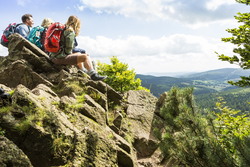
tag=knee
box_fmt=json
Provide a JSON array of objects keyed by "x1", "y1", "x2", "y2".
[{"x1": 78, "y1": 54, "x2": 89, "y2": 62}]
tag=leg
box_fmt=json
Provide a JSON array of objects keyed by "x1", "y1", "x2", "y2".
[
  {"x1": 77, "y1": 53, "x2": 107, "y2": 81},
  {"x1": 77, "y1": 53, "x2": 92, "y2": 70}
]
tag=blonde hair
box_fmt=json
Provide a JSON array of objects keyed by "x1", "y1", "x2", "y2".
[
  {"x1": 65, "y1": 15, "x2": 81, "y2": 36},
  {"x1": 41, "y1": 18, "x2": 54, "y2": 28}
]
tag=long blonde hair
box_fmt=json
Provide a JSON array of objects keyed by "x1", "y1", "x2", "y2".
[
  {"x1": 41, "y1": 18, "x2": 54, "y2": 28},
  {"x1": 65, "y1": 15, "x2": 81, "y2": 36}
]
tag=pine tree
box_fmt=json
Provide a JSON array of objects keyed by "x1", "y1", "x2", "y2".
[
  {"x1": 216, "y1": 0, "x2": 250, "y2": 87},
  {"x1": 154, "y1": 87, "x2": 250, "y2": 167}
]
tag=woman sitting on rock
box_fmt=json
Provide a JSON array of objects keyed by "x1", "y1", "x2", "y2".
[
  {"x1": 40, "y1": 18, "x2": 54, "y2": 54},
  {"x1": 50, "y1": 15, "x2": 107, "y2": 81}
]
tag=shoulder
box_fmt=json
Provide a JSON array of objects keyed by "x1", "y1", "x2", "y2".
[
  {"x1": 64, "y1": 29, "x2": 75, "y2": 36},
  {"x1": 17, "y1": 24, "x2": 28, "y2": 30},
  {"x1": 64, "y1": 30, "x2": 75, "y2": 39}
]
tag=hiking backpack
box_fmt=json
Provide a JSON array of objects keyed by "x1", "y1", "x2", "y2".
[
  {"x1": 44, "y1": 22, "x2": 65, "y2": 53},
  {"x1": 28, "y1": 26, "x2": 44, "y2": 48},
  {"x1": 1, "y1": 23, "x2": 23, "y2": 47},
  {"x1": 40, "y1": 28, "x2": 49, "y2": 53}
]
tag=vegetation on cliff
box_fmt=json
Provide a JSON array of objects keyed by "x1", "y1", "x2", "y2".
[
  {"x1": 97, "y1": 56, "x2": 149, "y2": 93},
  {"x1": 154, "y1": 87, "x2": 250, "y2": 166}
]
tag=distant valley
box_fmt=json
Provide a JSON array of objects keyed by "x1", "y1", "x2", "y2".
[{"x1": 136, "y1": 68, "x2": 250, "y2": 113}]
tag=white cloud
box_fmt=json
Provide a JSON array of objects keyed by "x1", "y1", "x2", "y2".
[
  {"x1": 0, "y1": 45, "x2": 8, "y2": 56},
  {"x1": 17, "y1": 0, "x2": 30, "y2": 6},
  {"x1": 206, "y1": 0, "x2": 236, "y2": 11},
  {"x1": 75, "y1": 5, "x2": 86, "y2": 11},
  {"x1": 79, "y1": 0, "x2": 174, "y2": 21},
  {"x1": 76, "y1": 34, "x2": 236, "y2": 73},
  {"x1": 0, "y1": 34, "x2": 237, "y2": 73},
  {"x1": 79, "y1": 0, "x2": 244, "y2": 28}
]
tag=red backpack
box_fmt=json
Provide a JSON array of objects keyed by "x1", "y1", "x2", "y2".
[
  {"x1": 1, "y1": 23, "x2": 23, "y2": 47},
  {"x1": 44, "y1": 22, "x2": 65, "y2": 53}
]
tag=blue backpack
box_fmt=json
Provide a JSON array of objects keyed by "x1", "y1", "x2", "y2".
[
  {"x1": 1, "y1": 23, "x2": 23, "y2": 47},
  {"x1": 28, "y1": 26, "x2": 44, "y2": 48}
]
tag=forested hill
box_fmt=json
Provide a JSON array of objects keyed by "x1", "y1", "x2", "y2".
[
  {"x1": 136, "y1": 68, "x2": 250, "y2": 112},
  {"x1": 180, "y1": 68, "x2": 250, "y2": 81},
  {"x1": 195, "y1": 87, "x2": 250, "y2": 114},
  {"x1": 136, "y1": 68, "x2": 250, "y2": 98}
]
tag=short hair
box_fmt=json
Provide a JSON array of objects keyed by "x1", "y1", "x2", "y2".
[
  {"x1": 21, "y1": 14, "x2": 33, "y2": 23},
  {"x1": 41, "y1": 18, "x2": 54, "y2": 28}
]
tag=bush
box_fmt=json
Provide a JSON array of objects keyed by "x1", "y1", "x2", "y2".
[
  {"x1": 154, "y1": 87, "x2": 250, "y2": 166},
  {"x1": 97, "y1": 56, "x2": 150, "y2": 93}
]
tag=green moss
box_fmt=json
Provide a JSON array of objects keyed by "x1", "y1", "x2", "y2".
[
  {"x1": 76, "y1": 93, "x2": 86, "y2": 103},
  {"x1": 7, "y1": 89, "x2": 15, "y2": 96},
  {"x1": 68, "y1": 82, "x2": 83, "y2": 95},
  {"x1": 0, "y1": 124, "x2": 5, "y2": 136},
  {"x1": 0, "y1": 106, "x2": 11, "y2": 115},
  {"x1": 52, "y1": 133, "x2": 75, "y2": 163},
  {"x1": 89, "y1": 90, "x2": 101, "y2": 101},
  {"x1": 124, "y1": 133, "x2": 134, "y2": 144},
  {"x1": 121, "y1": 118, "x2": 134, "y2": 145},
  {"x1": 108, "y1": 133, "x2": 114, "y2": 139},
  {"x1": 68, "y1": 114, "x2": 77, "y2": 126},
  {"x1": 14, "y1": 117, "x2": 32, "y2": 134},
  {"x1": 13, "y1": 103, "x2": 59, "y2": 133},
  {"x1": 38, "y1": 96, "x2": 46, "y2": 101}
]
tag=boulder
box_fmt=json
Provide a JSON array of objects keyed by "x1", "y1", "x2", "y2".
[
  {"x1": 0, "y1": 33, "x2": 169, "y2": 167},
  {"x1": 86, "y1": 86, "x2": 108, "y2": 111},
  {"x1": 0, "y1": 60, "x2": 53, "y2": 89},
  {"x1": 0, "y1": 136, "x2": 32, "y2": 167},
  {"x1": 78, "y1": 94, "x2": 106, "y2": 126},
  {"x1": 113, "y1": 111, "x2": 123, "y2": 128}
]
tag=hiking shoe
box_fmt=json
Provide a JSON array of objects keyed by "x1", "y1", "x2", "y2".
[
  {"x1": 80, "y1": 68, "x2": 88, "y2": 73},
  {"x1": 91, "y1": 73, "x2": 107, "y2": 81}
]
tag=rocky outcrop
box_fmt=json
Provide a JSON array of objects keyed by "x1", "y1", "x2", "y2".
[
  {"x1": 0, "y1": 136, "x2": 32, "y2": 167},
  {"x1": 0, "y1": 33, "x2": 168, "y2": 167}
]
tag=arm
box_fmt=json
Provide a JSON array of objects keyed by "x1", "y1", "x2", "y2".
[
  {"x1": 64, "y1": 31, "x2": 75, "y2": 55},
  {"x1": 17, "y1": 26, "x2": 29, "y2": 39}
]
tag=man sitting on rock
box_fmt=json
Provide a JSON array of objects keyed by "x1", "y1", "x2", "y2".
[{"x1": 15, "y1": 14, "x2": 34, "y2": 39}]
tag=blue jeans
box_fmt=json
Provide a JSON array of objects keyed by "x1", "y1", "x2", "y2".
[{"x1": 72, "y1": 48, "x2": 86, "y2": 54}]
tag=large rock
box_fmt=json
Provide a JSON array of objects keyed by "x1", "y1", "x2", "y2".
[
  {"x1": 0, "y1": 136, "x2": 32, "y2": 167},
  {"x1": 0, "y1": 60, "x2": 53, "y2": 89},
  {"x1": 122, "y1": 90, "x2": 165, "y2": 166},
  {"x1": 78, "y1": 94, "x2": 106, "y2": 126},
  {"x1": 124, "y1": 90, "x2": 158, "y2": 140},
  {"x1": 0, "y1": 33, "x2": 169, "y2": 167}
]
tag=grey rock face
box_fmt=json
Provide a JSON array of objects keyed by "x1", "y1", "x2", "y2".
[{"x1": 0, "y1": 33, "x2": 168, "y2": 167}]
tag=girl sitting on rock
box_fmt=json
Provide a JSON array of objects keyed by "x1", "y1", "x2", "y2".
[{"x1": 50, "y1": 15, "x2": 107, "y2": 81}]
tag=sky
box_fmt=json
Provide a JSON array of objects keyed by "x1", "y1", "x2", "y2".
[{"x1": 0, "y1": 0, "x2": 249, "y2": 75}]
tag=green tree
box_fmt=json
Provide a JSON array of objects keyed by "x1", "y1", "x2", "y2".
[
  {"x1": 154, "y1": 87, "x2": 250, "y2": 166},
  {"x1": 216, "y1": 0, "x2": 250, "y2": 87},
  {"x1": 97, "y1": 56, "x2": 149, "y2": 93}
]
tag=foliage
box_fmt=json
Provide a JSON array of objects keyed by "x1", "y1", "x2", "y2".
[
  {"x1": 52, "y1": 133, "x2": 75, "y2": 162},
  {"x1": 7, "y1": 89, "x2": 15, "y2": 96},
  {"x1": 216, "y1": 1, "x2": 250, "y2": 87},
  {"x1": 12, "y1": 103, "x2": 59, "y2": 134},
  {"x1": 214, "y1": 97, "x2": 250, "y2": 155},
  {"x1": 196, "y1": 88, "x2": 250, "y2": 114},
  {"x1": 154, "y1": 86, "x2": 250, "y2": 167},
  {"x1": 97, "y1": 56, "x2": 150, "y2": 93}
]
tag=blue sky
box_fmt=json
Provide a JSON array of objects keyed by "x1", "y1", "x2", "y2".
[{"x1": 0, "y1": 0, "x2": 249, "y2": 75}]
